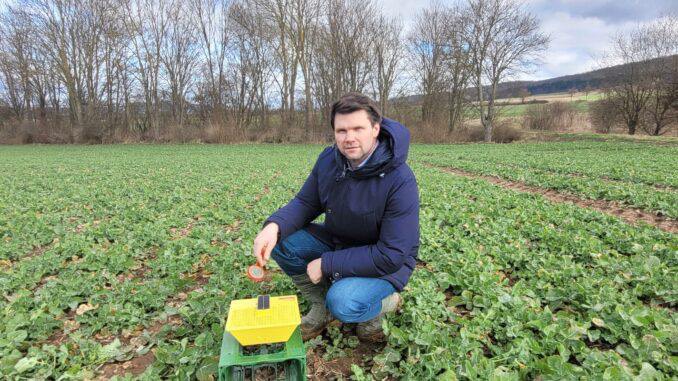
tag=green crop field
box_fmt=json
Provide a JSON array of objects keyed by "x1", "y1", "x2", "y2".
[
  {"x1": 1, "y1": 141, "x2": 676, "y2": 380},
  {"x1": 463, "y1": 99, "x2": 591, "y2": 119},
  {"x1": 417, "y1": 141, "x2": 678, "y2": 219}
]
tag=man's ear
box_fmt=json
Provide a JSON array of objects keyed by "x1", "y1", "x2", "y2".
[{"x1": 372, "y1": 122, "x2": 380, "y2": 138}]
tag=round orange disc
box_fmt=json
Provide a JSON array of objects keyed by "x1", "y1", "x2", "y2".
[{"x1": 247, "y1": 264, "x2": 265, "y2": 282}]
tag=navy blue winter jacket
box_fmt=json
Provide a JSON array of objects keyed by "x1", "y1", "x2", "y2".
[{"x1": 266, "y1": 118, "x2": 420, "y2": 291}]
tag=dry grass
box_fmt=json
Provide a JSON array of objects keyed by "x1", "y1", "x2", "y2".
[{"x1": 410, "y1": 118, "x2": 523, "y2": 143}]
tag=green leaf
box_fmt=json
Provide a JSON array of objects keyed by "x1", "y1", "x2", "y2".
[
  {"x1": 437, "y1": 369, "x2": 458, "y2": 381},
  {"x1": 7, "y1": 329, "x2": 28, "y2": 345},
  {"x1": 196, "y1": 357, "x2": 218, "y2": 381},
  {"x1": 635, "y1": 363, "x2": 659, "y2": 381},
  {"x1": 14, "y1": 357, "x2": 38, "y2": 373},
  {"x1": 587, "y1": 329, "x2": 600, "y2": 342},
  {"x1": 630, "y1": 310, "x2": 652, "y2": 327},
  {"x1": 99, "y1": 339, "x2": 125, "y2": 361}
]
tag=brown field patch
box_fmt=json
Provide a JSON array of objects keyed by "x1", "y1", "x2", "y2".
[{"x1": 306, "y1": 332, "x2": 386, "y2": 381}]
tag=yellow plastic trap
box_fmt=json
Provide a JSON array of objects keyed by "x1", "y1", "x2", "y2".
[{"x1": 225, "y1": 295, "x2": 301, "y2": 346}]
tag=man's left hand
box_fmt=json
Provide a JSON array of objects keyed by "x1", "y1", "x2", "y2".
[{"x1": 307, "y1": 258, "x2": 323, "y2": 284}]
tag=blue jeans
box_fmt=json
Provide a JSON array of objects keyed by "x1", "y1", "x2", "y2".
[{"x1": 271, "y1": 229, "x2": 396, "y2": 323}]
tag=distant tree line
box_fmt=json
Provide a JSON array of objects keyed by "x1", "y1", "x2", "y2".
[{"x1": 0, "y1": 0, "x2": 549, "y2": 143}]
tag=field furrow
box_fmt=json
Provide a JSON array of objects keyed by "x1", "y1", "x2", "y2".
[{"x1": 428, "y1": 164, "x2": 678, "y2": 233}]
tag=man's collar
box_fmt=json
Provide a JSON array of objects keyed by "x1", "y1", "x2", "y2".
[{"x1": 347, "y1": 140, "x2": 379, "y2": 171}]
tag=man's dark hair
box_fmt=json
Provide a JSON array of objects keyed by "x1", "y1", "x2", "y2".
[{"x1": 330, "y1": 92, "x2": 382, "y2": 129}]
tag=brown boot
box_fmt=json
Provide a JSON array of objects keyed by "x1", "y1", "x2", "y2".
[
  {"x1": 290, "y1": 274, "x2": 334, "y2": 340},
  {"x1": 356, "y1": 293, "x2": 402, "y2": 342}
]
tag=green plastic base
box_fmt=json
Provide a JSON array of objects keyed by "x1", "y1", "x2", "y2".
[{"x1": 218, "y1": 326, "x2": 306, "y2": 381}]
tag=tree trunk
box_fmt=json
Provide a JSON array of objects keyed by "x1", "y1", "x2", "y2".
[
  {"x1": 304, "y1": 72, "x2": 312, "y2": 139},
  {"x1": 483, "y1": 117, "x2": 492, "y2": 142},
  {"x1": 448, "y1": 92, "x2": 454, "y2": 132},
  {"x1": 628, "y1": 119, "x2": 637, "y2": 135}
]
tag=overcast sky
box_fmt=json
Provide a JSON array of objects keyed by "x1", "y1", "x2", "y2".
[{"x1": 381, "y1": 0, "x2": 678, "y2": 81}]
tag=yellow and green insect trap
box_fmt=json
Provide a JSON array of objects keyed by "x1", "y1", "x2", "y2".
[
  {"x1": 220, "y1": 295, "x2": 306, "y2": 381},
  {"x1": 225, "y1": 294, "x2": 301, "y2": 346}
]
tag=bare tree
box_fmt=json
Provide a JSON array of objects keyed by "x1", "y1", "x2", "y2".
[
  {"x1": 464, "y1": 0, "x2": 549, "y2": 142},
  {"x1": 226, "y1": 0, "x2": 274, "y2": 132},
  {"x1": 371, "y1": 14, "x2": 403, "y2": 115},
  {"x1": 249, "y1": 0, "x2": 300, "y2": 130},
  {"x1": 28, "y1": 42, "x2": 50, "y2": 125},
  {"x1": 289, "y1": 0, "x2": 322, "y2": 136},
  {"x1": 29, "y1": 0, "x2": 120, "y2": 140},
  {"x1": 600, "y1": 17, "x2": 678, "y2": 135},
  {"x1": 192, "y1": 0, "x2": 230, "y2": 121},
  {"x1": 517, "y1": 87, "x2": 530, "y2": 103},
  {"x1": 0, "y1": 0, "x2": 567, "y2": 144},
  {"x1": 568, "y1": 87, "x2": 576, "y2": 100},
  {"x1": 0, "y1": 6, "x2": 36, "y2": 122},
  {"x1": 407, "y1": 2, "x2": 449, "y2": 124},
  {"x1": 161, "y1": 1, "x2": 199, "y2": 129},
  {"x1": 0, "y1": 29, "x2": 27, "y2": 119},
  {"x1": 100, "y1": 6, "x2": 130, "y2": 137},
  {"x1": 311, "y1": 0, "x2": 379, "y2": 125},
  {"x1": 327, "y1": 0, "x2": 377, "y2": 93},
  {"x1": 309, "y1": 22, "x2": 334, "y2": 124},
  {"x1": 643, "y1": 58, "x2": 678, "y2": 135},
  {"x1": 122, "y1": 0, "x2": 172, "y2": 138},
  {"x1": 583, "y1": 84, "x2": 593, "y2": 98},
  {"x1": 1, "y1": 0, "x2": 408, "y2": 142},
  {"x1": 589, "y1": 98, "x2": 620, "y2": 133},
  {"x1": 442, "y1": 5, "x2": 472, "y2": 132},
  {"x1": 641, "y1": 15, "x2": 678, "y2": 135},
  {"x1": 0, "y1": 56, "x2": 26, "y2": 120}
]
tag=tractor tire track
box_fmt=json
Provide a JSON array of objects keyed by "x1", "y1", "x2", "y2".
[
  {"x1": 427, "y1": 164, "x2": 677, "y2": 234},
  {"x1": 472, "y1": 160, "x2": 677, "y2": 192}
]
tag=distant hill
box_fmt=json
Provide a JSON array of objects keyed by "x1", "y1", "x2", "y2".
[
  {"x1": 495, "y1": 54, "x2": 676, "y2": 98},
  {"x1": 394, "y1": 54, "x2": 677, "y2": 103}
]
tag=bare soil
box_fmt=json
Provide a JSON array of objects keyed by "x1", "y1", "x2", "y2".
[
  {"x1": 169, "y1": 216, "x2": 199, "y2": 239},
  {"x1": 94, "y1": 314, "x2": 184, "y2": 379},
  {"x1": 96, "y1": 351, "x2": 156, "y2": 379},
  {"x1": 16, "y1": 241, "x2": 53, "y2": 264},
  {"x1": 306, "y1": 333, "x2": 386, "y2": 380}
]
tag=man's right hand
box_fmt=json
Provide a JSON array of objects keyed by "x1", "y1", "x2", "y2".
[{"x1": 253, "y1": 222, "x2": 279, "y2": 266}]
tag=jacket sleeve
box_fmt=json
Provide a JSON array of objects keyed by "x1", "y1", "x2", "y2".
[
  {"x1": 265, "y1": 158, "x2": 323, "y2": 241},
  {"x1": 320, "y1": 176, "x2": 419, "y2": 279}
]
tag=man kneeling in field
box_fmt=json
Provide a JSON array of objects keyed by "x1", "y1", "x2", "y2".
[{"x1": 252, "y1": 93, "x2": 420, "y2": 342}]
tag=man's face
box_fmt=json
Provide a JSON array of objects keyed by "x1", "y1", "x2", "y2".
[{"x1": 334, "y1": 110, "x2": 380, "y2": 165}]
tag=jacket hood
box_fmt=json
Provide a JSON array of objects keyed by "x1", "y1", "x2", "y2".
[
  {"x1": 334, "y1": 117, "x2": 411, "y2": 179},
  {"x1": 379, "y1": 117, "x2": 411, "y2": 167}
]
